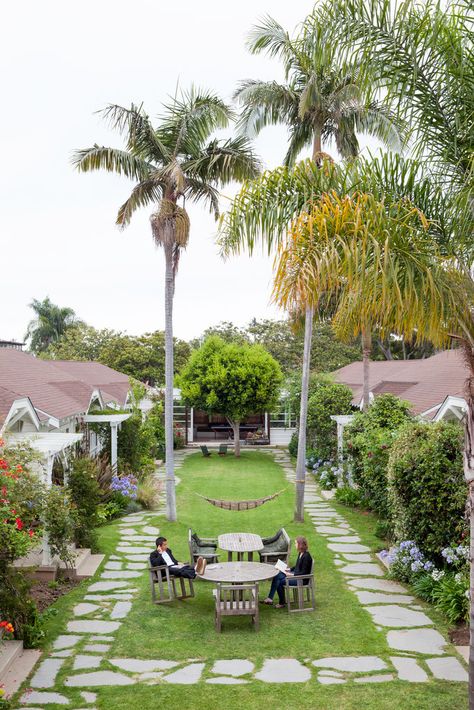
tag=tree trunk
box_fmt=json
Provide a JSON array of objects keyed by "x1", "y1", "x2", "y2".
[
  {"x1": 232, "y1": 420, "x2": 241, "y2": 458},
  {"x1": 361, "y1": 329, "x2": 372, "y2": 412},
  {"x1": 295, "y1": 305, "x2": 314, "y2": 522},
  {"x1": 462, "y1": 364, "x2": 474, "y2": 709},
  {"x1": 164, "y1": 242, "x2": 177, "y2": 521},
  {"x1": 312, "y1": 127, "x2": 322, "y2": 162}
]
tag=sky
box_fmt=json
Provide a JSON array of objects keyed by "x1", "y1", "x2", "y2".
[{"x1": 1, "y1": 0, "x2": 379, "y2": 344}]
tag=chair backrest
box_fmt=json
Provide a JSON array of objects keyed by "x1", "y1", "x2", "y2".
[
  {"x1": 281, "y1": 527, "x2": 291, "y2": 553},
  {"x1": 219, "y1": 444, "x2": 227, "y2": 453},
  {"x1": 262, "y1": 528, "x2": 283, "y2": 545},
  {"x1": 215, "y1": 583, "x2": 258, "y2": 610},
  {"x1": 200, "y1": 445, "x2": 210, "y2": 456}
]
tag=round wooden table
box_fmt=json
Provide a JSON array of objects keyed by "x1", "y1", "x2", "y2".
[
  {"x1": 218, "y1": 532, "x2": 263, "y2": 561},
  {"x1": 198, "y1": 561, "x2": 279, "y2": 584}
]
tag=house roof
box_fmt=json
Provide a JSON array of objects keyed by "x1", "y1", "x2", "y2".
[
  {"x1": 0, "y1": 349, "x2": 130, "y2": 428},
  {"x1": 333, "y1": 349, "x2": 468, "y2": 416}
]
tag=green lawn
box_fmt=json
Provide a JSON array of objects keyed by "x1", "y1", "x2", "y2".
[{"x1": 25, "y1": 450, "x2": 467, "y2": 709}]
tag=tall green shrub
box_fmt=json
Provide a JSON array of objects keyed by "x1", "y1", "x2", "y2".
[
  {"x1": 387, "y1": 421, "x2": 467, "y2": 559},
  {"x1": 306, "y1": 381, "x2": 353, "y2": 460},
  {"x1": 67, "y1": 457, "x2": 101, "y2": 549},
  {"x1": 346, "y1": 395, "x2": 412, "y2": 520}
]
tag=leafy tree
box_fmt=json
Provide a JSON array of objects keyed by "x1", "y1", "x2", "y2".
[
  {"x1": 25, "y1": 297, "x2": 81, "y2": 353},
  {"x1": 189, "y1": 322, "x2": 249, "y2": 349},
  {"x1": 307, "y1": 381, "x2": 354, "y2": 460},
  {"x1": 73, "y1": 89, "x2": 259, "y2": 521},
  {"x1": 179, "y1": 336, "x2": 283, "y2": 457}
]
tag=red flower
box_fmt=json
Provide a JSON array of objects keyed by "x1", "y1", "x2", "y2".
[
  {"x1": 28, "y1": 529, "x2": 34, "y2": 538},
  {"x1": 0, "y1": 459, "x2": 8, "y2": 470},
  {"x1": 15, "y1": 518, "x2": 23, "y2": 531}
]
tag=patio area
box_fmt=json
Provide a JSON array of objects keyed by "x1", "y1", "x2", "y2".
[{"x1": 14, "y1": 449, "x2": 467, "y2": 709}]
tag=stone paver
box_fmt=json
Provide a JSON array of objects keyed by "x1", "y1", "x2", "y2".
[
  {"x1": 73, "y1": 655, "x2": 104, "y2": 670},
  {"x1": 340, "y1": 563, "x2": 384, "y2": 576},
  {"x1": 390, "y1": 656, "x2": 428, "y2": 682},
  {"x1": 101, "y1": 570, "x2": 142, "y2": 579},
  {"x1": 53, "y1": 635, "x2": 82, "y2": 650},
  {"x1": 425, "y1": 657, "x2": 468, "y2": 681},
  {"x1": 354, "y1": 674, "x2": 394, "y2": 683},
  {"x1": 73, "y1": 603, "x2": 102, "y2": 616},
  {"x1": 21, "y1": 691, "x2": 70, "y2": 705},
  {"x1": 315, "y1": 526, "x2": 352, "y2": 535},
  {"x1": 313, "y1": 656, "x2": 387, "y2": 672},
  {"x1": 355, "y1": 591, "x2": 415, "y2": 605},
  {"x1": 81, "y1": 691, "x2": 98, "y2": 703},
  {"x1": 51, "y1": 649, "x2": 74, "y2": 658},
  {"x1": 328, "y1": 536, "x2": 361, "y2": 543},
  {"x1": 111, "y1": 601, "x2": 132, "y2": 619},
  {"x1": 206, "y1": 677, "x2": 248, "y2": 684},
  {"x1": 163, "y1": 663, "x2": 205, "y2": 684},
  {"x1": 211, "y1": 660, "x2": 254, "y2": 676},
  {"x1": 347, "y1": 578, "x2": 408, "y2": 593},
  {"x1": 85, "y1": 593, "x2": 134, "y2": 601},
  {"x1": 65, "y1": 671, "x2": 135, "y2": 686},
  {"x1": 117, "y1": 546, "x2": 151, "y2": 555},
  {"x1": 255, "y1": 659, "x2": 311, "y2": 683},
  {"x1": 365, "y1": 605, "x2": 433, "y2": 628},
  {"x1": 67, "y1": 620, "x2": 121, "y2": 634},
  {"x1": 87, "y1": 581, "x2": 132, "y2": 593},
  {"x1": 104, "y1": 561, "x2": 123, "y2": 570},
  {"x1": 142, "y1": 525, "x2": 160, "y2": 535},
  {"x1": 328, "y1": 543, "x2": 371, "y2": 553},
  {"x1": 110, "y1": 658, "x2": 179, "y2": 672},
  {"x1": 341, "y1": 554, "x2": 373, "y2": 562},
  {"x1": 84, "y1": 644, "x2": 111, "y2": 653},
  {"x1": 30, "y1": 658, "x2": 66, "y2": 688},
  {"x1": 387, "y1": 629, "x2": 447, "y2": 655},
  {"x1": 318, "y1": 675, "x2": 346, "y2": 685}
]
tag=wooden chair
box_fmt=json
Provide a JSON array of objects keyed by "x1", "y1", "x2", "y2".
[
  {"x1": 214, "y1": 583, "x2": 259, "y2": 632},
  {"x1": 283, "y1": 560, "x2": 316, "y2": 613},
  {"x1": 200, "y1": 445, "x2": 211, "y2": 457},
  {"x1": 188, "y1": 528, "x2": 219, "y2": 564},
  {"x1": 149, "y1": 565, "x2": 195, "y2": 604},
  {"x1": 259, "y1": 528, "x2": 291, "y2": 565},
  {"x1": 218, "y1": 444, "x2": 228, "y2": 456}
]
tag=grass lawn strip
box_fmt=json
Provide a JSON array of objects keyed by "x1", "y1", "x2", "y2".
[{"x1": 13, "y1": 449, "x2": 467, "y2": 709}]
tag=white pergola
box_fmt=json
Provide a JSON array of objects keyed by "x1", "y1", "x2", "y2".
[
  {"x1": 330, "y1": 414, "x2": 355, "y2": 487},
  {"x1": 7, "y1": 432, "x2": 83, "y2": 565},
  {"x1": 83, "y1": 413, "x2": 132, "y2": 473}
]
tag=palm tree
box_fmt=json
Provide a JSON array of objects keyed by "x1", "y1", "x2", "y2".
[
  {"x1": 25, "y1": 297, "x2": 81, "y2": 354},
  {"x1": 223, "y1": 14, "x2": 402, "y2": 522},
  {"x1": 73, "y1": 89, "x2": 260, "y2": 521},
  {"x1": 273, "y1": 186, "x2": 474, "y2": 705},
  {"x1": 318, "y1": 0, "x2": 473, "y2": 256}
]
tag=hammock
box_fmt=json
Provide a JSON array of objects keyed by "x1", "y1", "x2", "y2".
[{"x1": 196, "y1": 489, "x2": 286, "y2": 511}]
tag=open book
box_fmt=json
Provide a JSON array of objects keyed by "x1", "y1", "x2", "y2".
[{"x1": 274, "y1": 558, "x2": 288, "y2": 573}]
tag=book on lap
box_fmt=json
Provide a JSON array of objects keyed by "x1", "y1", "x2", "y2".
[{"x1": 274, "y1": 559, "x2": 288, "y2": 573}]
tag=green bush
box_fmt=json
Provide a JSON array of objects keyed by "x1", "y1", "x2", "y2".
[
  {"x1": 67, "y1": 457, "x2": 101, "y2": 550},
  {"x1": 387, "y1": 421, "x2": 467, "y2": 560},
  {"x1": 335, "y1": 485, "x2": 364, "y2": 507},
  {"x1": 346, "y1": 394, "x2": 412, "y2": 520},
  {"x1": 288, "y1": 431, "x2": 298, "y2": 458},
  {"x1": 307, "y1": 382, "x2": 353, "y2": 460},
  {"x1": 432, "y1": 572, "x2": 469, "y2": 624}
]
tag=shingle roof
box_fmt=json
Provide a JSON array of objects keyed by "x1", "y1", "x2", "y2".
[
  {"x1": 0, "y1": 349, "x2": 130, "y2": 427},
  {"x1": 333, "y1": 349, "x2": 467, "y2": 415}
]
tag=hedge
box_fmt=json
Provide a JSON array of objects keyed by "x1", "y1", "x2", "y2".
[{"x1": 387, "y1": 420, "x2": 468, "y2": 560}]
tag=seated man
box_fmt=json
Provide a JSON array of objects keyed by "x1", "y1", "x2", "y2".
[{"x1": 150, "y1": 536, "x2": 206, "y2": 578}]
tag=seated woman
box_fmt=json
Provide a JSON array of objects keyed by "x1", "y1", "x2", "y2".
[{"x1": 262, "y1": 536, "x2": 312, "y2": 608}]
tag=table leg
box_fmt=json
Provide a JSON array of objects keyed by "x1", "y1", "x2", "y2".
[
  {"x1": 227, "y1": 551, "x2": 232, "y2": 562},
  {"x1": 248, "y1": 552, "x2": 253, "y2": 562}
]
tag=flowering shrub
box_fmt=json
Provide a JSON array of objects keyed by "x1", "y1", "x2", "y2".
[
  {"x1": 110, "y1": 473, "x2": 138, "y2": 499},
  {"x1": 383, "y1": 541, "x2": 433, "y2": 583},
  {"x1": 306, "y1": 452, "x2": 349, "y2": 489}
]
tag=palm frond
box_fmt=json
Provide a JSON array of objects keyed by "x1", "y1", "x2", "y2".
[
  {"x1": 246, "y1": 15, "x2": 307, "y2": 77},
  {"x1": 116, "y1": 179, "x2": 165, "y2": 228},
  {"x1": 99, "y1": 103, "x2": 171, "y2": 162},
  {"x1": 234, "y1": 80, "x2": 299, "y2": 136},
  {"x1": 183, "y1": 136, "x2": 261, "y2": 186},
  {"x1": 72, "y1": 145, "x2": 153, "y2": 180}
]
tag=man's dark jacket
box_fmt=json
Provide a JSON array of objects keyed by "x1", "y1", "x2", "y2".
[{"x1": 150, "y1": 547, "x2": 179, "y2": 568}]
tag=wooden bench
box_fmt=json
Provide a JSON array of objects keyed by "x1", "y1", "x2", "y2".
[
  {"x1": 284, "y1": 561, "x2": 316, "y2": 613},
  {"x1": 214, "y1": 583, "x2": 259, "y2": 632},
  {"x1": 149, "y1": 565, "x2": 195, "y2": 604}
]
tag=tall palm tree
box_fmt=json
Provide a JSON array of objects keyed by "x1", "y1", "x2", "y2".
[
  {"x1": 73, "y1": 89, "x2": 260, "y2": 521},
  {"x1": 274, "y1": 186, "x2": 474, "y2": 706},
  {"x1": 223, "y1": 14, "x2": 402, "y2": 521},
  {"x1": 25, "y1": 297, "x2": 81, "y2": 354}
]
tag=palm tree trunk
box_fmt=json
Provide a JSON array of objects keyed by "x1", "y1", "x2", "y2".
[
  {"x1": 462, "y1": 363, "x2": 474, "y2": 709},
  {"x1": 295, "y1": 305, "x2": 314, "y2": 522},
  {"x1": 164, "y1": 241, "x2": 177, "y2": 521},
  {"x1": 362, "y1": 329, "x2": 372, "y2": 412},
  {"x1": 312, "y1": 127, "x2": 322, "y2": 161},
  {"x1": 232, "y1": 420, "x2": 241, "y2": 457}
]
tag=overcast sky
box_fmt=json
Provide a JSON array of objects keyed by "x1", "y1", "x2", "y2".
[{"x1": 1, "y1": 0, "x2": 379, "y2": 344}]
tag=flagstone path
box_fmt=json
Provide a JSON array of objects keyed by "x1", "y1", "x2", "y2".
[{"x1": 17, "y1": 448, "x2": 467, "y2": 708}]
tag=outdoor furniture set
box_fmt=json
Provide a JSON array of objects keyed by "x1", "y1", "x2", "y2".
[{"x1": 149, "y1": 526, "x2": 315, "y2": 629}]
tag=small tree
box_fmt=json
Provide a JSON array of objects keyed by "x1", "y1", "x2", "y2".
[
  {"x1": 179, "y1": 336, "x2": 283, "y2": 457},
  {"x1": 307, "y1": 380, "x2": 353, "y2": 460}
]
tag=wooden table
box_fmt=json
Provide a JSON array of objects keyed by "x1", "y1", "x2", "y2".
[
  {"x1": 198, "y1": 561, "x2": 279, "y2": 584},
  {"x1": 218, "y1": 532, "x2": 263, "y2": 561}
]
